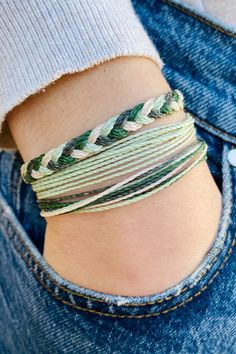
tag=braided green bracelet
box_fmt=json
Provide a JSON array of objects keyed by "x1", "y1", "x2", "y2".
[
  {"x1": 20, "y1": 89, "x2": 207, "y2": 217},
  {"x1": 33, "y1": 113, "x2": 195, "y2": 197},
  {"x1": 29, "y1": 112, "x2": 207, "y2": 217},
  {"x1": 21, "y1": 89, "x2": 184, "y2": 183}
]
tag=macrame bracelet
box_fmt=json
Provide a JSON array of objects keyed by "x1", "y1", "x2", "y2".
[
  {"x1": 28, "y1": 112, "x2": 208, "y2": 217},
  {"x1": 21, "y1": 89, "x2": 184, "y2": 183},
  {"x1": 33, "y1": 112, "x2": 195, "y2": 197},
  {"x1": 38, "y1": 141, "x2": 207, "y2": 215}
]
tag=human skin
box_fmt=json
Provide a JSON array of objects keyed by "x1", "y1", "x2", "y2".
[{"x1": 7, "y1": 57, "x2": 222, "y2": 296}]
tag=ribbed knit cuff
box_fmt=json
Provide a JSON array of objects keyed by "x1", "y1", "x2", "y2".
[{"x1": 0, "y1": 0, "x2": 163, "y2": 150}]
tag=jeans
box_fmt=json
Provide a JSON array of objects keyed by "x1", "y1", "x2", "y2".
[{"x1": 1, "y1": 1, "x2": 236, "y2": 353}]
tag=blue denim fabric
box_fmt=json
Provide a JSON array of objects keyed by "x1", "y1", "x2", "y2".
[{"x1": 1, "y1": 1, "x2": 236, "y2": 353}]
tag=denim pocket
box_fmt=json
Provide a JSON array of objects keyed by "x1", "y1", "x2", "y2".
[{"x1": 0, "y1": 138, "x2": 236, "y2": 320}]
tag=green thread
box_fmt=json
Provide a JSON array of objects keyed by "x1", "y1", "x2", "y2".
[
  {"x1": 33, "y1": 114, "x2": 195, "y2": 199},
  {"x1": 38, "y1": 141, "x2": 205, "y2": 211},
  {"x1": 39, "y1": 142, "x2": 207, "y2": 216},
  {"x1": 32, "y1": 114, "x2": 194, "y2": 192},
  {"x1": 32, "y1": 113, "x2": 207, "y2": 217},
  {"x1": 21, "y1": 89, "x2": 184, "y2": 183},
  {"x1": 20, "y1": 89, "x2": 208, "y2": 217}
]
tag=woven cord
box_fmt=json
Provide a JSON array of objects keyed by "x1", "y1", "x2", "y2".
[
  {"x1": 20, "y1": 89, "x2": 208, "y2": 217},
  {"x1": 39, "y1": 140, "x2": 207, "y2": 216},
  {"x1": 21, "y1": 89, "x2": 184, "y2": 183},
  {"x1": 38, "y1": 140, "x2": 206, "y2": 212},
  {"x1": 33, "y1": 114, "x2": 195, "y2": 199},
  {"x1": 33, "y1": 113, "x2": 207, "y2": 216}
]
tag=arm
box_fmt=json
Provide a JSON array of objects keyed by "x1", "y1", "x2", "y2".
[{"x1": 2, "y1": 2, "x2": 221, "y2": 296}]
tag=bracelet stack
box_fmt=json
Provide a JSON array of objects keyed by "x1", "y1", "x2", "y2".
[{"x1": 20, "y1": 90, "x2": 207, "y2": 217}]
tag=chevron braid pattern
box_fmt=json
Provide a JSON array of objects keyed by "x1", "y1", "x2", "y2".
[{"x1": 21, "y1": 90, "x2": 184, "y2": 183}]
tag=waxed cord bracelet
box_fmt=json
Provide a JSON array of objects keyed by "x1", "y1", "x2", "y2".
[
  {"x1": 21, "y1": 89, "x2": 184, "y2": 183},
  {"x1": 20, "y1": 89, "x2": 208, "y2": 217},
  {"x1": 38, "y1": 140, "x2": 207, "y2": 213},
  {"x1": 32, "y1": 114, "x2": 207, "y2": 216}
]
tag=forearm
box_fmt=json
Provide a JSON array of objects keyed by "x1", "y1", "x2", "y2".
[
  {"x1": 7, "y1": 57, "x2": 221, "y2": 296},
  {"x1": 7, "y1": 57, "x2": 174, "y2": 160},
  {"x1": 0, "y1": 0, "x2": 162, "y2": 150}
]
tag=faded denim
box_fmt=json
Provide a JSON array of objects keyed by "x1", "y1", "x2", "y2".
[{"x1": 1, "y1": 0, "x2": 236, "y2": 353}]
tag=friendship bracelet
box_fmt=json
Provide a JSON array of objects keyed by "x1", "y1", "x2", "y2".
[
  {"x1": 21, "y1": 89, "x2": 184, "y2": 183},
  {"x1": 38, "y1": 140, "x2": 207, "y2": 216},
  {"x1": 29, "y1": 112, "x2": 208, "y2": 217},
  {"x1": 81, "y1": 143, "x2": 207, "y2": 214},
  {"x1": 32, "y1": 112, "x2": 194, "y2": 189},
  {"x1": 20, "y1": 89, "x2": 207, "y2": 217},
  {"x1": 33, "y1": 113, "x2": 195, "y2": 198},
  {"x1": 38, "y1": 141, "x2": 205, "y2": 211}
]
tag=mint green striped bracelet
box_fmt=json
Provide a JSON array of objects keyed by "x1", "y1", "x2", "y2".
[
  {"x1": 31, "y1": 112, "x2": 207, "y2": 217},
  {"x1": 38, "y1": 140, "x2": 207, "y2": 213},
  {"x1": 38, "y1": 140, "x2": 207, "y2": 216},
  {"x1": 33, "y1": 113, "x2": 195, "y2": 198}
]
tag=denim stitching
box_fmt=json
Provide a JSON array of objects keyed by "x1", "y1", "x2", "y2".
[
  {"x1": 160, "y1": 0, "x2": 236, "y2": 38},
  {"x1": 191, "y1": 113, "x2": 236, "y2": 143},
  {"x1": 0, "y1": 145, "x2": 234, "y2": 314},
  {"x1": 1, "y1": 216, "x2": 189, "y2": 306},
  {"x1": 2, "y1": 207, "x2": 231, "y2": 308},
  {"x1": 5, "y1": 228, "x2": 236, "y2": 318},
  {"x1": 1, "y1": 142, "x2": 232, "y2": 307}
]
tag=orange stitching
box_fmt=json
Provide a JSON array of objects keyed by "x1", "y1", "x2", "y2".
[
  {"x1": 193, "y1": 290, "x2": 202, "y2": 297},
  {"x1": 8, "y1": 220, "x2": 229, "y2": 307},
  {"x1": 9, "y1": 223, "x2": 236, "y2": 318},
  {"x1": 1, "y1": 143, "x2": 234, "y2": 312},
  {"x1": 160, "y1": 0, "x2": 236, "y2": 38},
  {"x1": 2, "y1": 151, "x2": 233, "y2": 308}
]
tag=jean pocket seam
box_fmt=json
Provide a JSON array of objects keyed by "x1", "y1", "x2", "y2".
[
  {"x1": 6, "y1": 222, "x2": 236, "y2": 318},
  {"x1": 0, "y1": 143, "x2": 235, "y2": 317},
  {"x1": 159, "y1": 0, "x2": 236, "y2": 38},
  {"x1": 192, "y1": 112, "x2": 236, "y2": 144},
  {"x1": 1, "y1": 178, "x2": 233, "y2": 308}
]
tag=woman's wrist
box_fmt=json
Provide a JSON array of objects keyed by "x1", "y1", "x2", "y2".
[
  {"x1": 7, "y1": 57, "x2": 169, "y2": 161},
  {"x1": 7, "y1": 57, "x2": 222, "y2": 296}
]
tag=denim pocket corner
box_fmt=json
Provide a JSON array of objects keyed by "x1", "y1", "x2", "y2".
[{"x1": 0, "y1": 138, "x2": 235, "y2": 320}]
